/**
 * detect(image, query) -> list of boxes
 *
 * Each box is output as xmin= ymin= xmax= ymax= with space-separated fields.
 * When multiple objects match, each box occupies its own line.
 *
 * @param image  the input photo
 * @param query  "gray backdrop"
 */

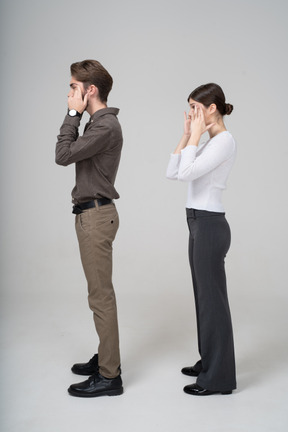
xmin=0 ymin=0 xmax=288 ymax=430
xmin=1 ymin=0 xmax=287 ymax=299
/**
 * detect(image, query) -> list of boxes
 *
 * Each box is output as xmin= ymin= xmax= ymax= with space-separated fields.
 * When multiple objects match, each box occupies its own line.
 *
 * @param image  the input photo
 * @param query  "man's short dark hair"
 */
xmin=70 ymin=60 xmax=113 ymax=103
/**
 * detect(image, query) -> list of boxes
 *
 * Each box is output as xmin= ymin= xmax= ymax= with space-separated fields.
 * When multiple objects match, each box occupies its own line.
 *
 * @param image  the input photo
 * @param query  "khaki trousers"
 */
xmin=75 ymin=202 xmax=120 ymax=379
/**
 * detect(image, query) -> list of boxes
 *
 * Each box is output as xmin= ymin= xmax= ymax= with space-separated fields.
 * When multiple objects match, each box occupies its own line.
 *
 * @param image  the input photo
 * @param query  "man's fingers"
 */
xmin=83 ymin=92 xmax=88 ymax=107
xmin=72 ymin=85 xmax=83 ymax=100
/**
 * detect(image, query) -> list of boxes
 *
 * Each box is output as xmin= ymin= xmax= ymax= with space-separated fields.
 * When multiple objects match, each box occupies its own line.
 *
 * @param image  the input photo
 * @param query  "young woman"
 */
xmin=166 ymin=83 xmax=237 ymax=396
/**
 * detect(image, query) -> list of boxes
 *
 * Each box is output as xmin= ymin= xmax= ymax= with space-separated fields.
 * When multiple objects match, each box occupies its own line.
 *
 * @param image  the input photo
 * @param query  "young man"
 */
xmin=56 ymin=60 xmax=123 ymax=397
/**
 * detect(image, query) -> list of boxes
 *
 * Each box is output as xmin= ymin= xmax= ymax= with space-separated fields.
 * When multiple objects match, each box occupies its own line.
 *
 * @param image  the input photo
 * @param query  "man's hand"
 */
xmin=68 ymin=85 xmax=88 ymax=114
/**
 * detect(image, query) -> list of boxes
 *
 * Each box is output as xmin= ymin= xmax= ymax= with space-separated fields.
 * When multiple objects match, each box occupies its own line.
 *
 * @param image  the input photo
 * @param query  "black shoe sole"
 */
xmin=181 ymin=370 xmax=199 ymax=377
xmin=181 ymin=368 xmax=199 ymax=377
xmin=183 ymin=388 xmax=232 ymax=396
xmin=71 ymin=368 xmax=99 ymax=376
xmin=68 ymin=387 xmax=124 ymax=398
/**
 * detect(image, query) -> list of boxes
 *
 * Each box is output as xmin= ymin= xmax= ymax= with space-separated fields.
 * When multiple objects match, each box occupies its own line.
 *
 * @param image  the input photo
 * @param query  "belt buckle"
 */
xmin=72 ymin=204 xmax=82 ymax=215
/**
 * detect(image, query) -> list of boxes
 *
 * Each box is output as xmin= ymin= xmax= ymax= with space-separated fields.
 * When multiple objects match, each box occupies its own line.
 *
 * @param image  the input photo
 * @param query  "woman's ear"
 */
xmin=209 ymin=103 xmax=217 ymax=114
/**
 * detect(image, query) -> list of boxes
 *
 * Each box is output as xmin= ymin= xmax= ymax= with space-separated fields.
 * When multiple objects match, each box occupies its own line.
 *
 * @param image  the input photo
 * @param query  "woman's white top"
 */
xmin=166 ymin=131 xmax=236 ymax=212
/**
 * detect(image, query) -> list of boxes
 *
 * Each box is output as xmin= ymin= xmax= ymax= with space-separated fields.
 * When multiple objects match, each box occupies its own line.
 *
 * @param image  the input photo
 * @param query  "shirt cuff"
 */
xmin=63 ymin=114 xmax=81 ymax=127
xmin=170 ymin=153 xmax=181 ymax=159
xmin=181 ymin=145 xmax=197 ymax=157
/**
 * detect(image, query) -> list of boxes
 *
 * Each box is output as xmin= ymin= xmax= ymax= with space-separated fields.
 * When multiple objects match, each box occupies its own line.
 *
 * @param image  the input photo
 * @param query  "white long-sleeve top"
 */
xmin=166 ymin=131 xmax=236 ymax=212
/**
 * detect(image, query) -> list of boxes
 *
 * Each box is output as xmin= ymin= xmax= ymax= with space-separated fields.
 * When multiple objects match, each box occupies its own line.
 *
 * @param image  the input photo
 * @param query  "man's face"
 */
xmin=68 ymin=76 xmax=86 ymax=99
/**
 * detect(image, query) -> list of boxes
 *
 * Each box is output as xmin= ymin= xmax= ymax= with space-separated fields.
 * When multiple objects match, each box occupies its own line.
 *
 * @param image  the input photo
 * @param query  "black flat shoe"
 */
xmin=71 ymin=354 xmax=99 ymax=376
xmin=183 ymin=383 xmax=232 ymax=396
xmin=68 ymin=372 xmax=124 ymax=398
xmin=181 ymin=366 xmax=200 ymax=377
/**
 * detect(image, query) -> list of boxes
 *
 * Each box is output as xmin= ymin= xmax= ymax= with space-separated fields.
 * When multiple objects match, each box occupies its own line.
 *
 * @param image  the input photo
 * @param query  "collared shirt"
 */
xmin=166 ymin=131 xmax=236 ymax=212
xmin=56 ymin=107 xmax=123 ymax=204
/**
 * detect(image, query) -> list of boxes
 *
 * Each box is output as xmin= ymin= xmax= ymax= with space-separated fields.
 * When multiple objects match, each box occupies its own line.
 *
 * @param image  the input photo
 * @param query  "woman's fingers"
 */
xmin=199 ymin=106 xmax=204 ymax=119
xmin=206 ymin=122 xmax=216 ymax=131
xmin=185 ymin=110 xmax=192 ymax=120
xmin=184 ymin=111 xmax=192 ymax=135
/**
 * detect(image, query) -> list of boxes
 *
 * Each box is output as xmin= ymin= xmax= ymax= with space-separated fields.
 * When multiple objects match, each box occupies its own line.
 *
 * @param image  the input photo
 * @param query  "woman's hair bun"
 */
xmin=225 ymin=103 xmax=233 ymax=115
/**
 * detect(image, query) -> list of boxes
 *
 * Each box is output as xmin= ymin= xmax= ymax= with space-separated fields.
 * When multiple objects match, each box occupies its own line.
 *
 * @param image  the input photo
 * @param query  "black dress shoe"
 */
xmin=71 ymin=354 xmax=99 ymax=376
xmin=181 ymin=360 xmax=202 ymax=377
xmin=68 ymin=372 xmax=123 ymax=398
xmin=181 ymin=366 xmax=200 ymax=377
xmin=183 ymin=383 xmax=232 ymax=396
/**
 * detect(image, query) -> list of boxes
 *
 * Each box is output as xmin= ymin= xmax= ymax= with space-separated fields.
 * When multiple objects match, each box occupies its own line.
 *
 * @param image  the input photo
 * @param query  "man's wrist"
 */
xmin=67 ymin=108 xmax=83 ymax=118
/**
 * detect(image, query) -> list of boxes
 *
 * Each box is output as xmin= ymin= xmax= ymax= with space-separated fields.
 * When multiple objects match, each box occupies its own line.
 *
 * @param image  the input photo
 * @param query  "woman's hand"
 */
xmin=191 ymin=106 xmax=215 ymax=137
xmin=184 ymin=110 xmax=192 ymax=136
xmin=172 ymin=111 xmax=193 ymax=154
xmin=185 ymin=106 xmax=215 ymax=148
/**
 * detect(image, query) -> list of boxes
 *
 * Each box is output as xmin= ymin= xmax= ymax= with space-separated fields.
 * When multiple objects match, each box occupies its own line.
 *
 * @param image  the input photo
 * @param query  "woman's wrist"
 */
xmin=187 ymin=132 xmax=201 ymax=147
xmin=173 ymin=134 xmax=191 ymax=154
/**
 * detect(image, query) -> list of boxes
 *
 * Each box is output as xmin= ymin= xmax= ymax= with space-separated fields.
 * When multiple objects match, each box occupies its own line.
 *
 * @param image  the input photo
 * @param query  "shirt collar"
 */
xmin=90 ymin=107 xmax=120 ymax=122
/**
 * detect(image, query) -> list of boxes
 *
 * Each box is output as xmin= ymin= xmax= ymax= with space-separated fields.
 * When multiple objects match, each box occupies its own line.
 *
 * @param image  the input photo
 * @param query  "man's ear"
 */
xmin=89 ymin=85 xmax=99 ymax=97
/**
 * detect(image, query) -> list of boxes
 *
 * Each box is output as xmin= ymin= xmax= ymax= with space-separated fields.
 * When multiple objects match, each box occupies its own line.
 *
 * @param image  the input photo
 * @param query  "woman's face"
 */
xmin=188 ymin=98 xmax=209 ymax=123
xmin=188 ymin=98 xmax=219 ymax=123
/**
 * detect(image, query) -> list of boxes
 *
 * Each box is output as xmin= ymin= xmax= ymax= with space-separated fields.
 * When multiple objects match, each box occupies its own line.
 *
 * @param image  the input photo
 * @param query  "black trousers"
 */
xmin=186 ymin=208 xmax=236 ymax=392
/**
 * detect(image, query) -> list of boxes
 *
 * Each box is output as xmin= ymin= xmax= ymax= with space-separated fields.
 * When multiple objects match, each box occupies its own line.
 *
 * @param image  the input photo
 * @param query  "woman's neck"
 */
xmin=208 ymin=117 xmax=227 ymax=138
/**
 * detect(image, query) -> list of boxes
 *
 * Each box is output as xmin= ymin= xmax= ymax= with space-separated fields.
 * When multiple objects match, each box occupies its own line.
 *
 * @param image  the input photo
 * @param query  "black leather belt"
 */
xmin=72 ymin=198 xmax=112 ymax=214
xmin=186 ymin=208 xmax=225 ymax=218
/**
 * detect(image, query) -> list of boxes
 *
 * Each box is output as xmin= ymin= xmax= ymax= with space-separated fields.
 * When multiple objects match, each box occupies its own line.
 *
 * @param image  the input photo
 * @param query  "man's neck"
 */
xmin=86 ymin=99 xmax=107 ymax=116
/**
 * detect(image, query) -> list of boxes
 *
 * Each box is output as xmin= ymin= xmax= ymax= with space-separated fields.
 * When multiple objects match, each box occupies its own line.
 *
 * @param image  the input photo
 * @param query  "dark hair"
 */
xmin=70 ymin=59 xmax=113 ymax=102
xmin=187 ymin=83 xmax=233 ymax=116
